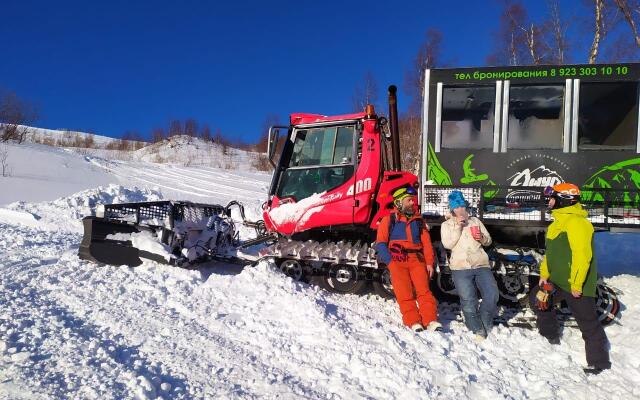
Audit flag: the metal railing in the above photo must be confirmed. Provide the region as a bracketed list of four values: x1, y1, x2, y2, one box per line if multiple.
[422, 185, 640, 229]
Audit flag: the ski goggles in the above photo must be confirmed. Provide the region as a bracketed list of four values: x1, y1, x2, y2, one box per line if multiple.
[543, 186, 555, 197]
[543, 186, 579, 200]
[392, 186, 418, 201]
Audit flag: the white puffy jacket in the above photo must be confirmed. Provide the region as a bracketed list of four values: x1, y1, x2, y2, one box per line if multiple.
[440, 215, 492, 270]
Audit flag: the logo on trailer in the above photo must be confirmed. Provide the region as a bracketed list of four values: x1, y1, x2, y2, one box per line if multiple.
[507, 166, 564, 202]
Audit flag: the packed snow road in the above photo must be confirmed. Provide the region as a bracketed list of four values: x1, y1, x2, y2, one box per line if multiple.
[1, 150, 640, 399]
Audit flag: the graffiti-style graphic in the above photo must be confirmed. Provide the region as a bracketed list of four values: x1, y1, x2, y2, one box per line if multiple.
[427, 142, 452, 185]
[461, 154, 497, 199]
[461, 154, 489, 183]
[582, 158, 640, 205]
[508, 166, 563, 187]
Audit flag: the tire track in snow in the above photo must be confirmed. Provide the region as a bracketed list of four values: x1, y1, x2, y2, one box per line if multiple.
[141, 167, 263, 199]
[0, 224, 189, 399]
[43, 258, 330, 399]
[132, 168, 259, 200]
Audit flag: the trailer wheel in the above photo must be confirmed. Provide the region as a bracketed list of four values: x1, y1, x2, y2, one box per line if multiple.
[278, 259, 307, 282]
[596, 282, 620, 325]
[554, 282, 620, 327]
[495, 272, 529, 305]
[372, 268, 395, 299]
[318, 264, 368, 295]
[432, 269, 459, 301]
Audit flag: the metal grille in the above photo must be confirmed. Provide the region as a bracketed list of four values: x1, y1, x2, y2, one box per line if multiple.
[422, 185, 640, 228]
[102, 201, 226, 227]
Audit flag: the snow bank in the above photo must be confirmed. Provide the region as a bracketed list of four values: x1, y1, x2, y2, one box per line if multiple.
[2, 185, 163, 233]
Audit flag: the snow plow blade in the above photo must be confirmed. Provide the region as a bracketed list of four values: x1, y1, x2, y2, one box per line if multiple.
[79, 216, 171, 266]
[78, 200, 268, 267]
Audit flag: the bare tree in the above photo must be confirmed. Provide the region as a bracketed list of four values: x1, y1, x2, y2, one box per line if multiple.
[404, 28, 442, 115]
[0, 91, 38, 143]
[589, 0, 606, 63]
[488, 1, 555, 66]
[126, 131, 146, 149]
[614, 0, 640, 47]
[200, 124, 212, 142]
[168, 120, 183, 138]
[396, 28, 445, 172]
[487, 2, 528, 66]
[252, 114, 282, 171]
[122, 131, 146, 150]
[352, 71, 380, 113]
[506, 3, 550, 65]
[83, 133, 96, 148]
[184, 118, 198, 138]
[546, 0, 569, 63]
[0, 143, 9, 177]
[213, 128, 224, 145]
[521, 22, 548, 65]
[255, 114, 281, 153]
[151, 127, 166, 143]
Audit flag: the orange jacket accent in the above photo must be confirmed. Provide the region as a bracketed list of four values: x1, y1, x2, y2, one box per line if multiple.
[375, 212, 435, 266]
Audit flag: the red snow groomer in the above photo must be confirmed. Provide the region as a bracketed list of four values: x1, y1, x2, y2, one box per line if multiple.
[79, 86, 417, 297]
[259, 86, 416, 296]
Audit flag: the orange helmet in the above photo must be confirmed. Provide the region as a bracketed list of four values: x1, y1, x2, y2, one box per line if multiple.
[544, 182, 580, 209]
[552, 183, 581, 196]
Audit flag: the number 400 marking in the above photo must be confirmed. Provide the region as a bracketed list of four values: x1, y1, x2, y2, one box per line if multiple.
[346, 178, 372, 196]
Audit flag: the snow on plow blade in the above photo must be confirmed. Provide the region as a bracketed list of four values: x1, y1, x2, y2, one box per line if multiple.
[78, 200, 234, 267]
[79, 216, 171, 266]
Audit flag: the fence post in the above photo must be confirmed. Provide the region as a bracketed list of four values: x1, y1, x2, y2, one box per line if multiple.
[479, 187, 484, 220]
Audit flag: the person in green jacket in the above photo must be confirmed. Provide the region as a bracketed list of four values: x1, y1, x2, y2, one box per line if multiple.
[529, 183, 611, 375]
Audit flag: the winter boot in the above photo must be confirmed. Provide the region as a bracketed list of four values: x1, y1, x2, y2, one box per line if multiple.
[411, 323, 424, 333]
[584, 365, 610, 375]
[426, 321, 443, 332]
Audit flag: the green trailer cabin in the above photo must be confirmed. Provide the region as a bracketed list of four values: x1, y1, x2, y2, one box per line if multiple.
[419, 63, 640, 246]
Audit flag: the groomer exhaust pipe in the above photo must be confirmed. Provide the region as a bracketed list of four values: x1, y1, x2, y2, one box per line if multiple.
[388, 85, 401, 171]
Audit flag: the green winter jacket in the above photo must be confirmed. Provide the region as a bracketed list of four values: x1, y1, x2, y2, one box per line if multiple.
[539, 203, 598, 296]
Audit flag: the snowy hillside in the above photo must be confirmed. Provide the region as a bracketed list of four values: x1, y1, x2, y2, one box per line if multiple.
[9, 124, 260, 170]
[1, 143, 640, 399]
[17, 125, 141, 147]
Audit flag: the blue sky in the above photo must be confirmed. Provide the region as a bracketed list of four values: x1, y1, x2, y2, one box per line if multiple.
[0, 0, 607, 142]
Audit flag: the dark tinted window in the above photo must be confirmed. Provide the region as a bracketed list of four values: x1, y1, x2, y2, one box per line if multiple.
[507, 85, 565, 149]
[578, 82, 638, 150]
[441, 86, 495, 149]
[333, 127, 353, 164]
[280, 125, 355, 200]
[277, 166, 354, 200]
[288, 126, 354, 167]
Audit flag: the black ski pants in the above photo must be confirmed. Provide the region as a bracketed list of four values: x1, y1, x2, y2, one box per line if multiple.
[529, 284, 611, 369]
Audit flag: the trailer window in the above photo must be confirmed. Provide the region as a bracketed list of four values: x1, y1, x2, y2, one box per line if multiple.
[441, 86, 495, 149]
[507, 84, 564, 149]
[578, 82, 638, 150]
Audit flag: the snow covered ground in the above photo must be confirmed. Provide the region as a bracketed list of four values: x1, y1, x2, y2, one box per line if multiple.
[1, 142, 640, 399]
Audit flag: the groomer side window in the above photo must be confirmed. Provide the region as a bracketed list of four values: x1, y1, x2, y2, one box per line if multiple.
[441, 86, 495, 149]
[507, 84, 565, 149]
[578, 82, 638, 150]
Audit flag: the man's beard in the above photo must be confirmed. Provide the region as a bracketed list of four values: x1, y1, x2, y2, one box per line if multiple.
[399, 204, 415, 216]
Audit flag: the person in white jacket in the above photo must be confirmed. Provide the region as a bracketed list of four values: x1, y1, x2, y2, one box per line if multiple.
[441, 190, 499, 339]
